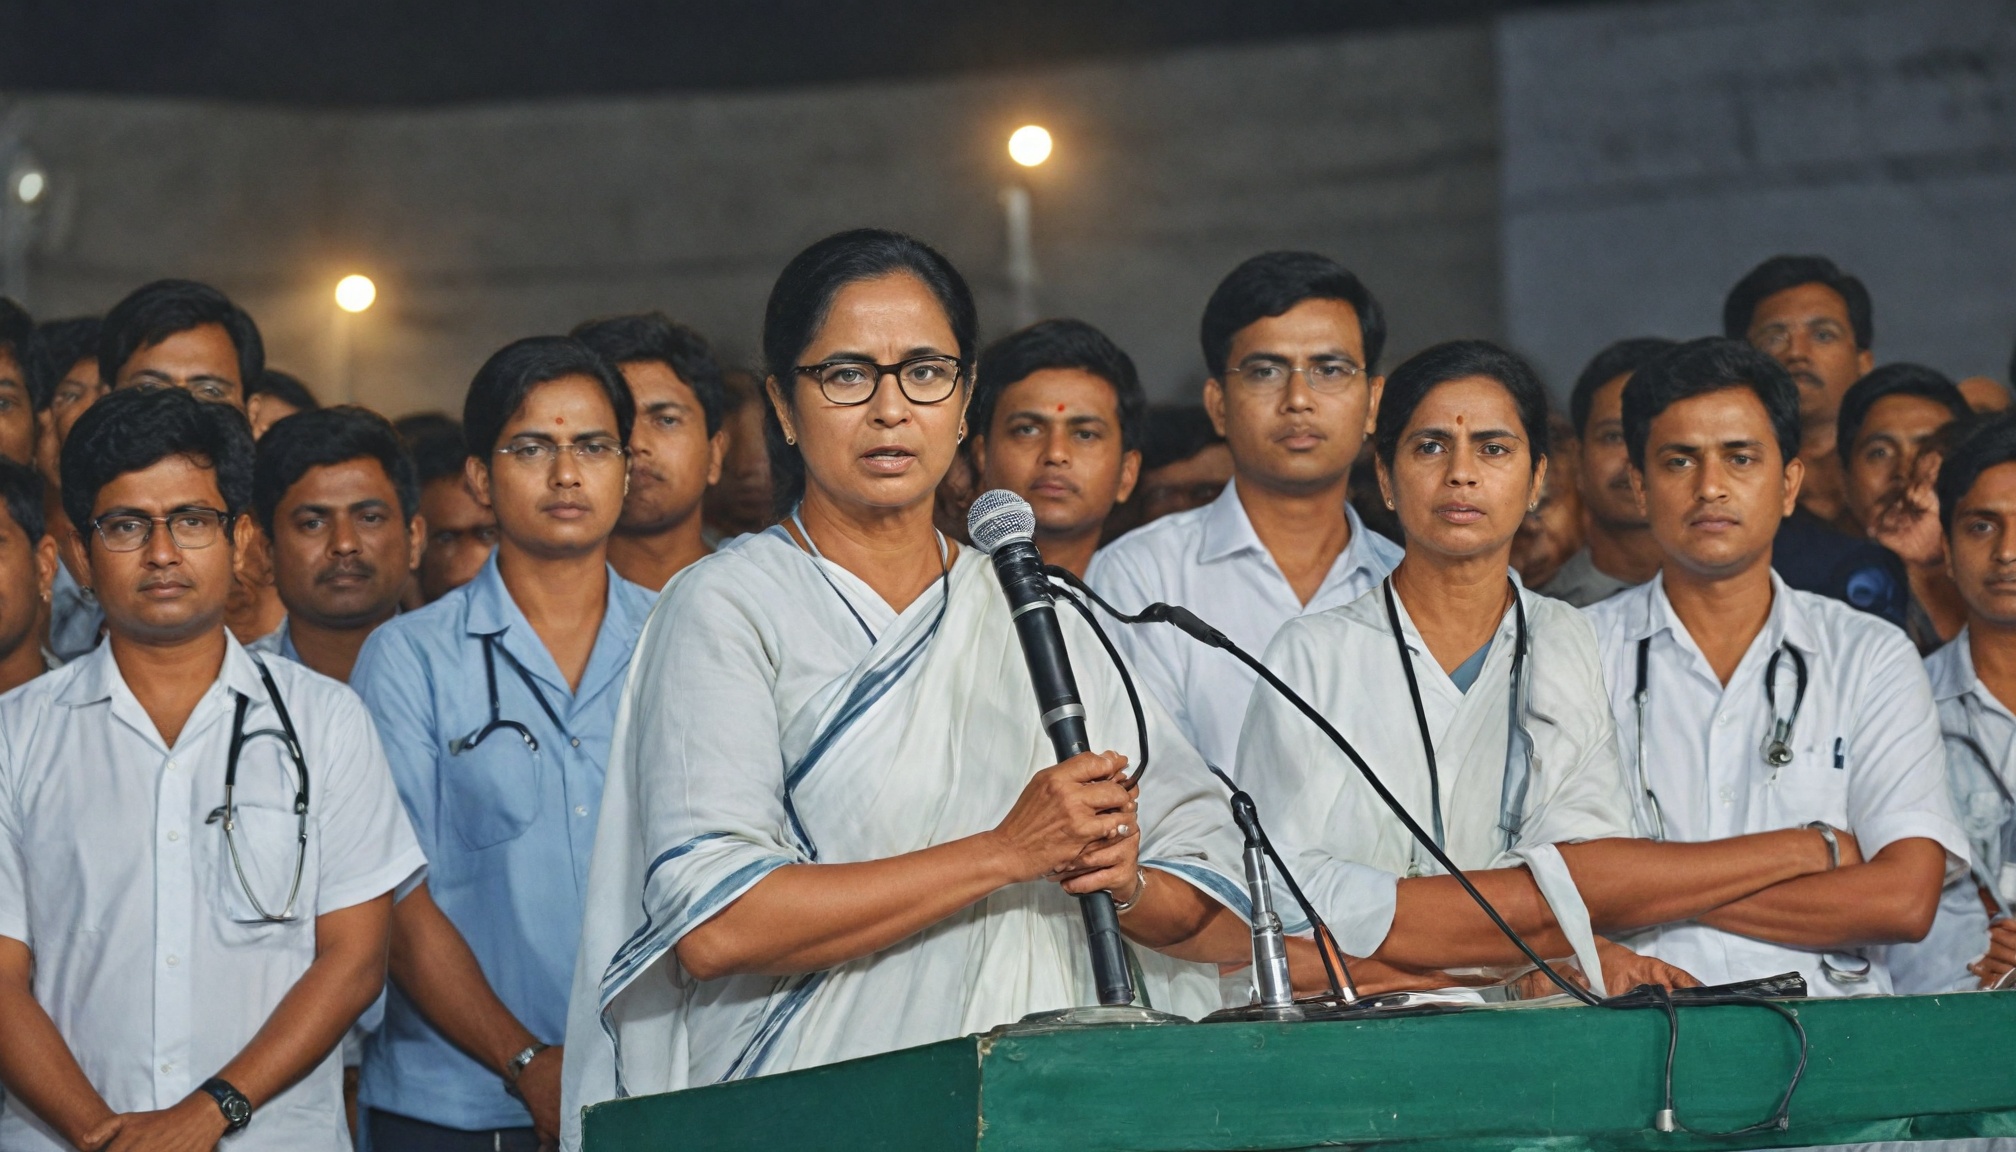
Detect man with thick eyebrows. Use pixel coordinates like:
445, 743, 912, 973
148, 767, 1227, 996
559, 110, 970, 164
1090, 251, 1401, 777
972, 318, 1144, 577
1582, 338, 1965, 994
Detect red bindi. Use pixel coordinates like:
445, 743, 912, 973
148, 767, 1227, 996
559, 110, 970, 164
1056, 404, 1066, 413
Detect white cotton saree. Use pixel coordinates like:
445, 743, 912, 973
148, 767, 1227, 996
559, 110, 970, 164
559, 529, 1245, 1148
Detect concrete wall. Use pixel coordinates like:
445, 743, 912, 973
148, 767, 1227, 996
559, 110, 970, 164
1500, 0, 2016, 393
0, 20, 1500, 417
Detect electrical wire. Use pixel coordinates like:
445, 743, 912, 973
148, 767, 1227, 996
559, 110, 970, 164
1045, 565, 1809, 1134
1203, 763, 1359, 1002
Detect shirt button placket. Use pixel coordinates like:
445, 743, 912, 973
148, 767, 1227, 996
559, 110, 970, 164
156, 753, 197, 1106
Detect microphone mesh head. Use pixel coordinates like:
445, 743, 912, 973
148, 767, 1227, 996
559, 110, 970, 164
967, 489, 1036, 555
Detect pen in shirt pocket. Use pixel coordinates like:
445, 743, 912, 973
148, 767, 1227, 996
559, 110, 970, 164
1832, 737, 1844, 770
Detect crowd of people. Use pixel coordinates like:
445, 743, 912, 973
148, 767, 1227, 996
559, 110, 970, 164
0, 234, 2007, 1152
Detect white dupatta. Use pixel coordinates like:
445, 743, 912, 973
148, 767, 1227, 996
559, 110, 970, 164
560, 530, 1243, 1148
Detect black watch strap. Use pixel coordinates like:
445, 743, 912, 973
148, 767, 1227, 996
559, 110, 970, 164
200, 1077, 253, 1133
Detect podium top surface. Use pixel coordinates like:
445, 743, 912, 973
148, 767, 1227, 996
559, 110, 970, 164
584, 992, 2016, 1152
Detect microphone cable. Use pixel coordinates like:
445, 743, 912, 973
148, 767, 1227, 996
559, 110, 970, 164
1043, 566, 1810, 1136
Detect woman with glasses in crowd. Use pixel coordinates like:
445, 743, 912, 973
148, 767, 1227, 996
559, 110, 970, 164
560, 230, 1247, 1144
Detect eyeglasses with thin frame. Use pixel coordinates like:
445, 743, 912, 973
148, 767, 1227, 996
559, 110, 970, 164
1225, 357, 1366, 394
493, 437, 628, 468
91, 507, 231, 553
793, 355, 966, 406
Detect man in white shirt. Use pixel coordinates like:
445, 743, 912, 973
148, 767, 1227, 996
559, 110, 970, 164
1584, 338, 1965, 995
0, 386, 424, 1150
1886, 417, 2016, 992
1089, 251, 1402, 774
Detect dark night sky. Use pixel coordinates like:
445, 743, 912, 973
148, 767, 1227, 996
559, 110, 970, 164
0, 0, 1594, 106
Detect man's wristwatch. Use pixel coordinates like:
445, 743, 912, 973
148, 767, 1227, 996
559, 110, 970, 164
199, 1078, 252, 1133
503, 1042, 551, 1100
1806, 821, 1841, 871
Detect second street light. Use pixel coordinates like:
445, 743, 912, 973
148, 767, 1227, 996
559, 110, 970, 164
1002, 124, 1050, 329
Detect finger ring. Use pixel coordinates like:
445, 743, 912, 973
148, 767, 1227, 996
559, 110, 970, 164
1114, 823, 1131, 837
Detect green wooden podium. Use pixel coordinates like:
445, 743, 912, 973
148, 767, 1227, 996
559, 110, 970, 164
583, 992, 2016, 1151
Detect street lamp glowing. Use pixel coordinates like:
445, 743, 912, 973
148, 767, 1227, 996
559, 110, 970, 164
13, 170, 43, 205
1008, 125, 1052, 168
334, 274, 376, 313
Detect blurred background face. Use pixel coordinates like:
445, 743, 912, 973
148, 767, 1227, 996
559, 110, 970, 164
77, 454, 243, 644
271, 457, 422, 629
0, 348, 35, 467
469, 375, 629, 560
1636, 388, 1802, 580
771, 273, 967, 519
42, 354, 105, 479
417, 473, 496, 601
1947, 461, 2016, 629
976, 368, 1138, 540
1842, 393, 1957, 532
1205, 298, 1378, 496
1513, 446, 1582, 587
1578, 372, 1647, 530
246, 392, 306, 440
1378, 376, 1541, 565
0, 504, 57, 661
115, 323, 245, 410
616, 359, 723, 535
1746, 283, 1872, 427
704, 385, 774, 538
1132, 442, 1233, 524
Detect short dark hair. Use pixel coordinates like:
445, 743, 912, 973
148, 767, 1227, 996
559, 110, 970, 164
0, 298, 48, 411
248, 369, 320, 413
1937, 411, 2016, 534
253, 406, 420, 536
34, 317, 102, 410
1722, 255, 1873, 350
762, 229, 979, 518
1835, 363, 1969, 464
1622, 338, 1802, 471
406, 420, 471, 486
1138, 404, 1224, 473
0, 457, 45, 542
462, 336, 635, 460
1200, 251, 1387, 379
98, 279, 264, 388
60, 385, 255, 538
571, 312, 728, 437
1373, 340, 1550, 472
973, 319, 1147, 453
1570, 337, 1678, 440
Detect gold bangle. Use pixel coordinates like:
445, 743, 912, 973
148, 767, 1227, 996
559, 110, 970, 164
1113, 868, 1150, 915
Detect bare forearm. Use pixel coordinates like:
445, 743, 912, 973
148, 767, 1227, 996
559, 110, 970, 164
1119, 872, 1230, 961
390, 885, 538, 1075
0, 940, 114, 1148
1562, 829, 1831, 932
1377, 868, 1578, 969
1696, 838, 1947, 948
676, 833, 1022, 980
217, 895, 390, 1109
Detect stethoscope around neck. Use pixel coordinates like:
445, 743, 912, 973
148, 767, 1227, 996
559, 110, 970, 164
449, 632, 563, 756
204, 656, 310, 923
1630, 637, 1807, 843
1382, 576, 1535, 862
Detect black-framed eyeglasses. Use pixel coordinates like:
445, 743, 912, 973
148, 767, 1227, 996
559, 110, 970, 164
793, 355, 966, 406
1225, 358, 1365, 394
91, 507, 231, 553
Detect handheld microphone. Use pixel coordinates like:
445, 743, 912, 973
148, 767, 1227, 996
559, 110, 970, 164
968, 489, 1135, 1008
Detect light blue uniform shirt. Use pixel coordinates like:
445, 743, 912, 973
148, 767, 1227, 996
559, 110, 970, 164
351, 554, 653, 1130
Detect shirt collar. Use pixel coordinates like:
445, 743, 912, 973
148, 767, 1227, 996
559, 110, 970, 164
1926, 628, 1975, 703
56, 628, 266, 705
459, 549, 646, 707
1195, 477, 1392, 583
1196, 478, 1265, 563
1629, 569, 1817, 656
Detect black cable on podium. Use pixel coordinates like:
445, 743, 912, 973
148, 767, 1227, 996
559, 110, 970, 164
1043, 565, 1811, 1138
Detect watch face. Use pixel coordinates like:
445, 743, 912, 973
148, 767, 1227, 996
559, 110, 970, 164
224, 1096, 252, 1124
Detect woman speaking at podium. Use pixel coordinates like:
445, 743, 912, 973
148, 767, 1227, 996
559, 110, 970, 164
558, 230, 1246, 1145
